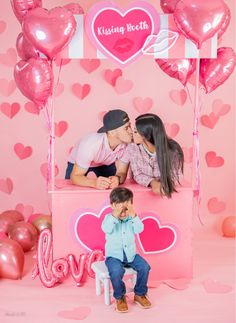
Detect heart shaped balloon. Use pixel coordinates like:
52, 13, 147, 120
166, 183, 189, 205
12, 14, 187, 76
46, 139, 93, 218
155, 58, 196, 86
10, 0, 42, 23
200, 47, 236, 93
174, 0, 229, 48
160, 0, 179, 14
22, 7, 76, 59
14, 58, 53, 106
16, 32, 40, 60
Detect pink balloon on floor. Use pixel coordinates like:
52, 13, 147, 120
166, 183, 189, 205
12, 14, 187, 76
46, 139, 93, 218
0, 214, 16, 235
32, 215, 52, 233
10, 0, 42, 23
9, 221, 38, 252
222, 216, 236, 238
1, 210, 24, 222
0, 238, 24, 279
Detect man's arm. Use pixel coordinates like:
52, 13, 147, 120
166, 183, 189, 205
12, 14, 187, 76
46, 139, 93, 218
109, 161, 129, 188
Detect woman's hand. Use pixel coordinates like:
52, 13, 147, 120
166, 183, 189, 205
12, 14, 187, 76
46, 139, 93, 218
150, 179, 161, 195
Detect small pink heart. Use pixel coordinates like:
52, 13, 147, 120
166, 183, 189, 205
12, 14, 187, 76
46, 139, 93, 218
80, 59, 101, 73
15, 203, 34, 219
202, 279, 233, 294
72, 83, 91, 100
0, 79, 16, 96
0, 102, 20, 119
103, 68, 122, 86
201, 112, 219, 129
14, 143, 33, 160
205, 151, 224, 168
164, 123, 180, 138
0, 48, 17, 67
164, 279, 190, 290
58, 306, 91, 320
24, 101, 41, 115
54, 56, 71, 66
98, 111, 107, 121
133, 97, 153, 113
55, 121, 68, 138
0, 20, 6, 34
115, 76, 133, 94
212, 99, 231, 117
182, 146, 193, 163
55, 83, 64, 97
207, 197, 226, 214
169, 89, 187, 106
0, 178, 13, 194
40, 163, 59, 179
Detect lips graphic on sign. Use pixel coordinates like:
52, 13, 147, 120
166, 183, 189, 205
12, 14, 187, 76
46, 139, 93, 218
85, 1, 160, 66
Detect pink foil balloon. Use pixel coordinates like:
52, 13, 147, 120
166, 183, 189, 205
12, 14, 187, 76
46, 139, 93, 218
14, 58, 53, 107
0, 238, 24, 279
87, 250, 104, 278
16, 32, 40, 60
200, 47, 236, 93
51, 258, 69, 279
9, 221, 38, 252
1, 210, 24, 222
10, 0, 42, 23
217, 6, 231, 39
155, 58, 196, 86
174, 0, 229, 48
64, 3, 84, 15
0, 214, 16, 235
22, 7, 76, 59
222, 216, 236, 238
160, 0, 179, 14
67, 254, 87, 286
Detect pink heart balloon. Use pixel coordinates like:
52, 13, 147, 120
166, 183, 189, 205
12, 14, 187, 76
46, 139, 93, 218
155, 58, 196, 86
200, 47, 236, 93
0, 238, 24, 279
16, 32, 40, 60
22, 7, 76, 59
10, 0, 42, 23
160, 0, 179, 14
174, 0, 229, 48
14, 58, 53, 106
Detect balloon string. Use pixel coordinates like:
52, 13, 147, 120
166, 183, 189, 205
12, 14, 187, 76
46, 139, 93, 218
185, 84, 193, 104
50, 59, 56, 192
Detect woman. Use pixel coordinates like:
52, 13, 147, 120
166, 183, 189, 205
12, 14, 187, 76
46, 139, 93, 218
123, 113, 184, 198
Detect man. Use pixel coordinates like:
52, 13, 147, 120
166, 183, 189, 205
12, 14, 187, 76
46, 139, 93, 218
65, 109, 132, 189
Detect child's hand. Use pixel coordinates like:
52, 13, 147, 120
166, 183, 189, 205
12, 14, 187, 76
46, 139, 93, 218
112, 203, 124, 218
125, 201, 136, 218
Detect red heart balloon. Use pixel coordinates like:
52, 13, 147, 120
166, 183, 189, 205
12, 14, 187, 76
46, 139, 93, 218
174, 0, 229, 48
22, 7, 76, 59
14, 58, 53, 106
10, 0, 42, 23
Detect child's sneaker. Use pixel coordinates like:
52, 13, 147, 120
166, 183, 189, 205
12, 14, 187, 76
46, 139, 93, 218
134, 295, 152, 309
116, 296, 128, 313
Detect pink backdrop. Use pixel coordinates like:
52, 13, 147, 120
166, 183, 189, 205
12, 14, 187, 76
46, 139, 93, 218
0, 0, 235, 233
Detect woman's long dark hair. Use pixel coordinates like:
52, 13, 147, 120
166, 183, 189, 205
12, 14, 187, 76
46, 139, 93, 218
135, 113, 184, 198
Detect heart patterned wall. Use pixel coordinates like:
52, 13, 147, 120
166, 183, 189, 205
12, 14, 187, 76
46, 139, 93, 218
0, 0, 235, 233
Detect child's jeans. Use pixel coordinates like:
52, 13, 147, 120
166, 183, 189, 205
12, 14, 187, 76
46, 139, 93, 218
105, 252, 151, 300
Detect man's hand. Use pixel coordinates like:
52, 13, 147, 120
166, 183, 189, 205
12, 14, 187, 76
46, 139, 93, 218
95, 176, 111, 190
109, 176, 119, 189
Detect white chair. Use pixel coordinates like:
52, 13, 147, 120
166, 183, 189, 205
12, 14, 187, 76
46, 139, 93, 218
91, 260, 137, 305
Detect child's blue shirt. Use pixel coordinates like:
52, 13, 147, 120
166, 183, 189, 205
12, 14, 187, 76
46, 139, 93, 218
101, 213, 144, 262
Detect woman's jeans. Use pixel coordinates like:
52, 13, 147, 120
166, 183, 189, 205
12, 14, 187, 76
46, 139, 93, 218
105, 253, 151, 300
65, 162, 116, 179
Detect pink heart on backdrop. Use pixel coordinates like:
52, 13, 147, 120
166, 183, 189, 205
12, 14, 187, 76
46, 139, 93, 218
115, 76, 133, 94
55, 121, 68, 138
202, 279, 233, 294
80, 59, 101, 73
169, 89, 187, 106
0, 48, 17, 67
0, 79, 16, 96
15, 203, 34, 219
55, 83, 64, 97
205, 151, 224, 168
54, 56, 71, 66
207, 197, 226, 214
138, 216, 177, 253
98, 111, 107, 121
133, 97, 153, 113
24, 101, 41, 115
164, 279, 191, 290
200, 112, 219, 129
14, 143, 33, 160
75, 206, 112, 251
58, 306, 91, 320
0, 20, 6, 34
182, 146, 193, 163
212, 99, 231, 117
86, 2, 160, 66
40, 163, 59, 179
0, 178, 13, 194
72, 83, 91, 100
103, 68, 122, 86
164, 123, 180, 138
0, 102, 20, 119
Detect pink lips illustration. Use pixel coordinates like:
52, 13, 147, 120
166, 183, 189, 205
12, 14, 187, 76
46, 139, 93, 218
113, 38, 134, 53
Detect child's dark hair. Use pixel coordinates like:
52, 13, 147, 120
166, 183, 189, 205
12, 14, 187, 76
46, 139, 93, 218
135, 113, 184, 198
110, 187, 133, 204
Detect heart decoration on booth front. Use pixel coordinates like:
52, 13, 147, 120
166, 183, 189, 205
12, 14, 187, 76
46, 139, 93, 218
85, 1, 160, 66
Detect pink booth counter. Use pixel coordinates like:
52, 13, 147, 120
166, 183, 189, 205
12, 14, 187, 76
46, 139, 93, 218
50, 179, 193, 281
